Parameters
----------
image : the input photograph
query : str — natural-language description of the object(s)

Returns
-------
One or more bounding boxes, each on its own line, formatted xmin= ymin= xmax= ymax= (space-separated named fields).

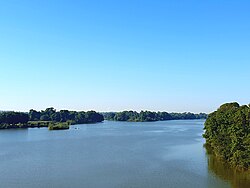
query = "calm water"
xmin=0 ymin=120 xmax=249 ymax=188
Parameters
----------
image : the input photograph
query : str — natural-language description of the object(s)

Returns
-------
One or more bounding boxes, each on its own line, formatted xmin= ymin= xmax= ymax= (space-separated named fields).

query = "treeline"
xmin=203 ymin=102 xmax=250 ymax=170
xmin=0 ymin=108 xmax=104 ymax=129
xmin=102 ymin=111 xmax=207 ymax=122
xmin=29 ymin=108 xmax=104 ymax=124
xmin=0 ymin=111 xmax=29 ymax=129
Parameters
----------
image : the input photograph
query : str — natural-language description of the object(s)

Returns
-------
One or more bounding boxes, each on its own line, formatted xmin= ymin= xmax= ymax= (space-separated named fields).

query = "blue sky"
xmin=0 ymin=0 xmax=249 ymax=113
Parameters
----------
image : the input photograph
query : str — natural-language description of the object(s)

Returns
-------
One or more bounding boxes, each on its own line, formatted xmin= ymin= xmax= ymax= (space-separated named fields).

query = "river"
xmin=0 ymin=120 xmax=249 ymax=188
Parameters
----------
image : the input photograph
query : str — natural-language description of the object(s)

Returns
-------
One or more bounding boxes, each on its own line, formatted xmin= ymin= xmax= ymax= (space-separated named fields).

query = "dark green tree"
xmin=203 ymin=102 xmax=250 ymax=170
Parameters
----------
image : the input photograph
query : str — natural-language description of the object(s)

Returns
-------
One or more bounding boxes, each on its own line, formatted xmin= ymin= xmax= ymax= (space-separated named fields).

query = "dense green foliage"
xmin=102 ymin=111 xmax=207 ymax=122
xmin=29 ymin=108 xmax=104 ymax=124
xmin=170 ymin=112 xmax=207 ymax=120
xmin=203 ymin=102 xmax=250 ymax=170
xmin=0 ymin=112 xmax=29 ymax=125
xmin=48 ymin=122 xmax=70 ymax=130
xmin=0 ymin=108 xmax=104 ymax=129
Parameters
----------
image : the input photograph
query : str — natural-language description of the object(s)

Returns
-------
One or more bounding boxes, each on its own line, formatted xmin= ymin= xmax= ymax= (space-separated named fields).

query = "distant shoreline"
xmin=102 ymin=111 xmax=207 ymax=122
xmin=0 ymin=108 xmax=207 ymax=130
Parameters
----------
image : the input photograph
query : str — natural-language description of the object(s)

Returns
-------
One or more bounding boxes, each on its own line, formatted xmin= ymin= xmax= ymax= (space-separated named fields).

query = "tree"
xmin=203 ymin=102 xmax=250 ymax=170
xmin=40 ymin=114 xmax=50 ymax=121
xmin=0 ymin=112 xmax=29 ymax=124
xmin=29 ymin=109 xmax=41 ymax=121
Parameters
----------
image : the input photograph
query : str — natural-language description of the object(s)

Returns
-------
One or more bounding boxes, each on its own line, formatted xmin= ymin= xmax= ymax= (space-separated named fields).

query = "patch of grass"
xmin=28 ymin=121 xmax=51 ymax=128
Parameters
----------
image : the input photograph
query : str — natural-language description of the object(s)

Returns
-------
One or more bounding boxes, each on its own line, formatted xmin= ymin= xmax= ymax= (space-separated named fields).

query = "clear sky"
xmin=0 ymin=0 xmax=249 ymax=113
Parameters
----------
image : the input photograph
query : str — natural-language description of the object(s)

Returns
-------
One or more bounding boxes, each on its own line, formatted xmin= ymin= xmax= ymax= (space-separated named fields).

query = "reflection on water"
xmin=206 ymin=149 xmax=250 ymax=188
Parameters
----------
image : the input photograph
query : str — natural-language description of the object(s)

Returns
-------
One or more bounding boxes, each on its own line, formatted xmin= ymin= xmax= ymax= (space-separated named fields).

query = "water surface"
xmin=0 ymin=120 xmax=246 ymax=188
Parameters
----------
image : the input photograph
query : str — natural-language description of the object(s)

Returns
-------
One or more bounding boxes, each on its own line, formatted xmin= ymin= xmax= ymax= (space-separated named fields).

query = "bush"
xmin=48 ymin=122 xmax=70 ymax=130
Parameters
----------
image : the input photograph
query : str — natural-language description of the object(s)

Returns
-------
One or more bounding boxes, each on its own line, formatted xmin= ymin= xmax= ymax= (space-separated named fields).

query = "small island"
xmin=48 ymin=122 xmax=70 ymax=130
xmin=203 ymin=102 xmax=250 ymax=171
